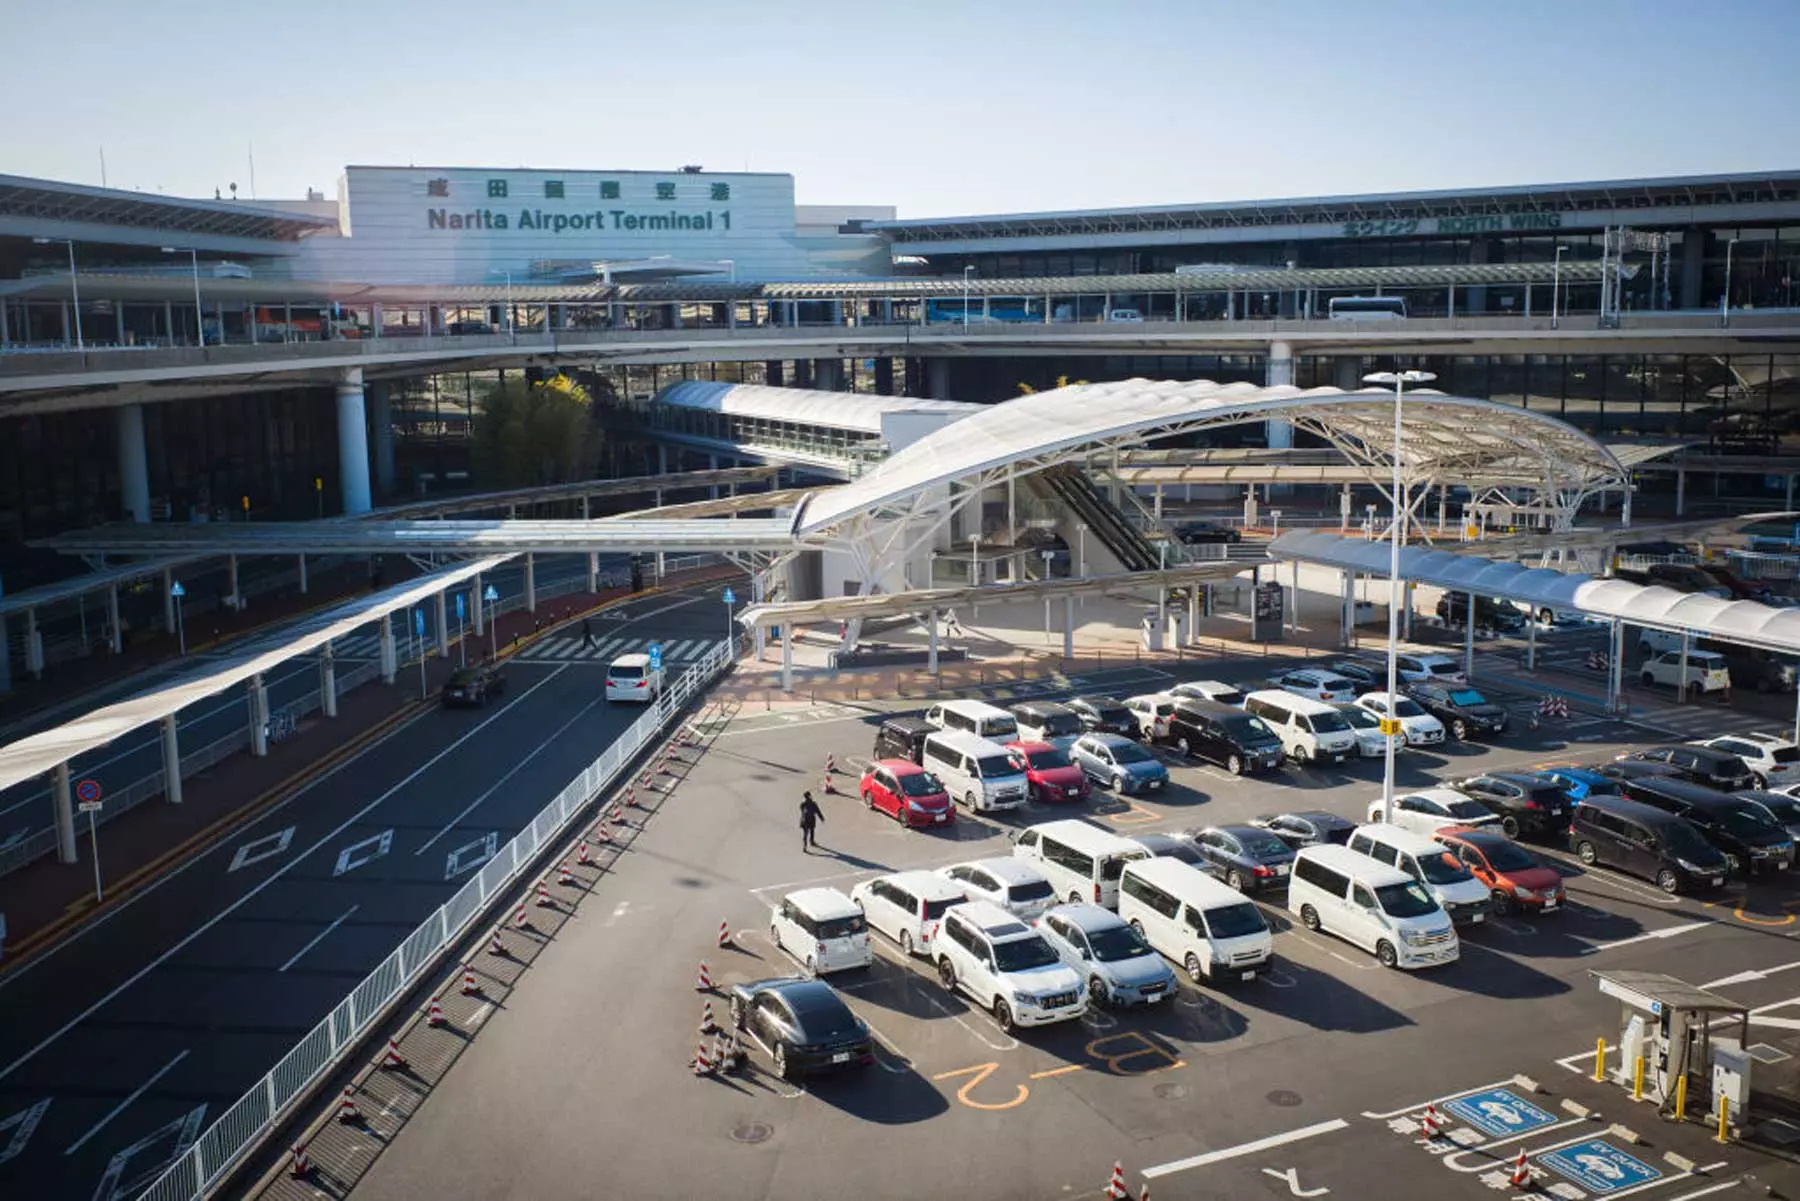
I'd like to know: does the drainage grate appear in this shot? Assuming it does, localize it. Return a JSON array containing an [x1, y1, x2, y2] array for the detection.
[[1267, 1089, 1304, 1108], [731, 1121, 773, 1144], [1154, 1082, 1188, 1101]]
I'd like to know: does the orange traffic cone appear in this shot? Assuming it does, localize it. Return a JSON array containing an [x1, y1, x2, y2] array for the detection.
[[578, 840, 593, 865], [513, 904, 530, 928], [490, 931, 506, 957], [336, 1088, 361, 1123], [717, 919, 732, 948], [535, 881, 554, 907], [692, 1042, 713, 1076], [427, 997, 445, 1027], [1510, 1149, 1531, 1188], [380, 1036, 407, 1070], [696, 961, 713, 991], [558, 862, 575, 886], [461, 967, 480, 995], [825, 753, 837, 775], [821, 773, 839, 796], [1105, 1162, 1129, 1200], [701, 1000, 719, 1035], [288, 1142, 311, 1178], [1421, 1104, 1443, 1138]]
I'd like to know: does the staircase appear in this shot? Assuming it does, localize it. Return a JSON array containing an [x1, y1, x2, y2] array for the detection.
[[1036, 465, 1161, 573]]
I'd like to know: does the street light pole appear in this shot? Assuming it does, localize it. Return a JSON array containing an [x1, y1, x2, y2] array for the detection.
[[1551, 244, 1568, 330], [161, 247, 205, 346], [33, 237, 82, 349], [1364, 369, 1435, 824], [963, 265, 974, 329], [1723, 237, 1740, 328]]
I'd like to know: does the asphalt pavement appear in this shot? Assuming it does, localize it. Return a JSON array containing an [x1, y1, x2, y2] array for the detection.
[[0, 554, 623, 865], [332, 655, 1800, 1201], [0, 574, 723, 1201]]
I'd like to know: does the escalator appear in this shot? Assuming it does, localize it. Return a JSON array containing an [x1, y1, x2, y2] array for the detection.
[[1036, 464, 1160, 573]]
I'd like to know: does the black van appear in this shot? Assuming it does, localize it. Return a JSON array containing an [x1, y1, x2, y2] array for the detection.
[[1614, 745, 1755, 792], [872, 715, 937, 765], [1569, 794, 1729, 894], [1614, 776, 1795, 875], [1166, 700, 1285, 776]]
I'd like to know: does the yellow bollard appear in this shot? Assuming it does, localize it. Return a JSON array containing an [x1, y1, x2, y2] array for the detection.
[[1715, 1095, 1731, 1144], [1674, 1074, 1689, 1121], [1593, 1038, 1608, 1082], [1632, 1057, 1645, 1102]]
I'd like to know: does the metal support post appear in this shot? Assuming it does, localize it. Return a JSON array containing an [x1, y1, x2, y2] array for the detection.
[[321, 643, 338, 717], [227, 554, 240, 609], [1342, 570, 1354, 649], [379, 616, 397, 684], [1464, 591, 1476, 680], [471, 576, 485, 635], [927, 608, 939, 674], [1679, 630, 1691, 704], [248, 674, 269, 757], [161, 715, 183, 804], [1063, 595, 1075, 659], [1608, 621, 1625, 712], [524, 553, 537, 612], [52, 762, 77, 864], [1403, 582, 1415, 640], [588, 551, 599, 592], [435, 590, 450, 658], [1526, 617, 1536, 672], [162, 567, 176, 635], [106, 585, 121, 654], [780, 622, 794, 692], [298, 555, 308, 594]]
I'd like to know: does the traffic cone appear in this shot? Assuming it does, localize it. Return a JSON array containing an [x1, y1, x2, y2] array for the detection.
[[718, 919, 732, 948], [696, 961, 713, 991], [536, 881, 554, 907], [461, 967, 480, 995], [578, 840, 593, 865], [1105, 1162, 1129, 1200], [821, 773, 839, 796], [1509, 1149, 1531, 1188], [380, 1036, 407, 1070], [335, 1088, 361, 1123], [713, 1033, 733, 1073], [593, 823, 613, 844], [558, 862, 575, 886], [825, 753, 837, 775], [640, 769, 654, 789], [287, 1142, 311, 1178], [660, 752, 676, 777], [427, 997, 445, 1027], [693, 1042, 713, 1076], [490, 931, 506, 957], [610, 803, 628, 825], [514, 904, 531, 929], [1138, 1187, 1150, 1201], [1421, 1103, 1443, 1138], [701, 1000, 719, 1035], [625, 786, 639, 808]]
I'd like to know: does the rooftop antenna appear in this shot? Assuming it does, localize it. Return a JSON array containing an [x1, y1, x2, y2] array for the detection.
[[248, 142, 257, 199], [98, 146, 107, 188]]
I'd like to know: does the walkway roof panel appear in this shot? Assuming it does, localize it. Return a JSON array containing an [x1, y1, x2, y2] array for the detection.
[[654, 381, 978, 437]]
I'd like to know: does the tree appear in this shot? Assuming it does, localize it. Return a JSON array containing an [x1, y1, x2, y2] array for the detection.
[[471, 373, 597, 487]]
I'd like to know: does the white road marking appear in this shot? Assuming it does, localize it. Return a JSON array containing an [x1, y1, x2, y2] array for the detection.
[[64, 1050, 190, 1155], [1141, 1117, 1350, 1179], [412, 671, 606, 855], [1442, 1115, 1593, 1167], [227, 825, 294, 873], [1664, 1182, 1739, 1201], [0, 1097, 52, 1165], [469, 1002, 493, 1029], [1585, 920, 1708, 955], [605, 902, 631, 927], [442, 832, 499, 881], [90, 1103, 205, 1201], [331, 829, 393, 877], [1555, 1043, 1614, 1073], [1704, 960, 1800, 989], [278, 905, 360, 973], [0, 665, 570, 1086]]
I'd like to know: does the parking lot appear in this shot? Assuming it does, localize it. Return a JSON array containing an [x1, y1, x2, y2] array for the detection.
[[346, 654, 1800, 1201]]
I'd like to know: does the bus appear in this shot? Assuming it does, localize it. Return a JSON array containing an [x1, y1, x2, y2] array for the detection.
[[925, 296, 1045, 324], [1327, 296, 1408, 321]]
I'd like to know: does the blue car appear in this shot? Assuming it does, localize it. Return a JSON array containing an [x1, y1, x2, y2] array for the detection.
[[1536, 767, 1618, 803], [1070, 733, 1169, 795]]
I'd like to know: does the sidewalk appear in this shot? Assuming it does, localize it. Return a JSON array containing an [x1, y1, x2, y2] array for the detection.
[[0, 562, 741, 971]]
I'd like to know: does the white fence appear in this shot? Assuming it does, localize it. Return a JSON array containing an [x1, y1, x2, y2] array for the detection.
[[136, 639, 732, 1201]]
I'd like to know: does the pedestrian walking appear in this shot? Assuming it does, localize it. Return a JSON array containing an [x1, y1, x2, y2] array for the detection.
[[581, 618, 596, 650], [799, 792, 825, 852]]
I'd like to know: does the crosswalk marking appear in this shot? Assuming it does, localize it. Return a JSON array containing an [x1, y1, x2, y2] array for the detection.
[[513, 635, 718, 664]]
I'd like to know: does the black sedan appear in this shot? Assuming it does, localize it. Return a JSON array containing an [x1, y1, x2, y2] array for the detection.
[[728, 977, 874, 1080], [1067, 695, 1137, 738], [441, 663, 506, 708], [1614, 746, 1755, 793], [1250, 810, 1357, 850], [1323, 660, 1385, 696], [1186, 824, 1298, 892], [1405, 682, 1507, 740], [1175, 521, 1241, 545]]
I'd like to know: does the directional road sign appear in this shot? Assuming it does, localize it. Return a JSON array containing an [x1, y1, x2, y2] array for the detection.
[[1442, 1089, 1556, 1139], [484, 585, 499, 602], [722, 587, 736, 605], [169, 581, 186, 598], [648, 642, 662, 670], [1537, 1141, 1660, 1194]]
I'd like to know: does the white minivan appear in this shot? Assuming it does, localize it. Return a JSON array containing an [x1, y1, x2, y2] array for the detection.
[[924, 699, 1019, 743], [1012, 819, 1150, 908], [605, 652, 664, 702], [1288, 844, 1458, 970], [1243, 690, 1359, 766], [769, 887, 873, 975], [922, 730, 1030, 812], [1346, 824, 1492, 925], [1118, 857, 1274, 984], [851, 871, 967, 958]]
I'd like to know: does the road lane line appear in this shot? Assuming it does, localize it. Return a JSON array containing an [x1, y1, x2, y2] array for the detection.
[[278, 904, 361, 973], [1140, 1117, 1350, 1179], [1585, 920, 1709, 954], [413, 679, 610, 855], [0, 665, 570, 1086], [62, 1049, 189, 1156]]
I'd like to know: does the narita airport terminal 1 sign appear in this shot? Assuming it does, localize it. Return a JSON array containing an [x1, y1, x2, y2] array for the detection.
[[416, 169, 747, 237], [429, 206, 733, 235]]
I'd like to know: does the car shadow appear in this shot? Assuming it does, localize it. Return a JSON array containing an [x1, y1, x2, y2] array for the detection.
[[803, 1064, 952, 1123], [1421, 941, 1572, 999], [1229, 956, 1415, 1034]]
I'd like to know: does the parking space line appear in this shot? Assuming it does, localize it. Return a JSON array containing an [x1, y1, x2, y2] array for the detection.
[[1441, 1115, 1593, 1167], [1362, 1077, 1518, 1120], [1030, 1064, 1086, 1079], [1664, 1181, 1738, 1201], [1586, 920, 1708, 954], [1140, 1117, 1350, 1179]]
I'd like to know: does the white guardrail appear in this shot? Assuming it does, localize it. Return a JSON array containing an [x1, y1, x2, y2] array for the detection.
[[139, 638, 734, 1201]]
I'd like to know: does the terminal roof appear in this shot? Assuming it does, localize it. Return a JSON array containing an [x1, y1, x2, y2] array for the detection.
[[655, 381, 978, 437], [0, 173, 336, 243]]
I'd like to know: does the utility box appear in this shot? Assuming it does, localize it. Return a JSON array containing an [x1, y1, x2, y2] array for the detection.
[[1167, 609, 1190, 647], [1713, 1040, 1752, 1115], [1141, 609, 1164, 653], [1252, 581, 1285, 642]]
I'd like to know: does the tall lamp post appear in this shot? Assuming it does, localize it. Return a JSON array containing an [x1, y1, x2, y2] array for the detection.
[[160, 247, 205, 346], [1551, 244, 1568, 330], [1363, 369, 1435, 824], [962, 265, 974, 329], [1722, 237, 1741, 328], [32, 237, 83, 350]]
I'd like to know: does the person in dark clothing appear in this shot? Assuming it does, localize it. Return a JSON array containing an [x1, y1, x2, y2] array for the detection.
[[799, 792, 825, 852], [580, 618, 596, 650]]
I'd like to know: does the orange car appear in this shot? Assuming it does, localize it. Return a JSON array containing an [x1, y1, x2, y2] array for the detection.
[[1433, 828, 1565, 916]]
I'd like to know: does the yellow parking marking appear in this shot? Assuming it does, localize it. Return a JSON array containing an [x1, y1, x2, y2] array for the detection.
[[1030, 1064, 1087, 1079], [1734, 907, 1796, 928], [1086, 1031, 1185, 1075], [933, 1062, 1029, 1110], [1107, 803, 1162, 825]]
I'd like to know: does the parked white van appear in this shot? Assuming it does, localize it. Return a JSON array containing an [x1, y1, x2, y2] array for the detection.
[[769, 887, 873, 975], [1012, 819, 1150, 908], [1243, 690, 1359, 766], [1118, 857, 1274, 984], [924, 699, 1019, 743], [1288, 844, 1458, 970], [922, 730, 1031, 812], [1345, 824, 1492, 925]]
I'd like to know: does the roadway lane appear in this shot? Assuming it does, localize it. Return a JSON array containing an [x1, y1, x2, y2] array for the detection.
[[0, 554, 634, 861], [0, 578, 730, 1201]]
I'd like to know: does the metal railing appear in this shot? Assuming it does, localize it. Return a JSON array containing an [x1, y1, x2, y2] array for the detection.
[[139, 639, 733, 1201]]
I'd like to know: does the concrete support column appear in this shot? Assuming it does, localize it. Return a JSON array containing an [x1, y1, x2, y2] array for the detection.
[[1675, 468, 1687, 516], [1679, 227, 1705, 310], [336, 366, 373, 515], [1464, 593, 1477, 680], [927, 609, 939, 674], [1525, 616, 1536, 672], [320, 643, 338, 717], [248, 674, 269, 757], [297, 555, 308, 594], [587, 551, 600, 592], [106, 586, 121, 654], [780, 621, 794, 692], [227, 555, 240, 609], [115, 403, 151, 523], [1265, 340, 1295, 452], [161, 715, 183, 804], [874, 357, 895, 396], [52, 762, 76, 864], [435, 590, 450, 657], [471, 576, 485, 635], [525, 553, 537, 612], [658, 443, 669, 475], [1403, 582, 1415, 640], [368, 380, 396, 498], [162, 567, 176, 635], [379, 616, 397, 684], [25, 609, 41, 679], [927, 358, 951, 400]]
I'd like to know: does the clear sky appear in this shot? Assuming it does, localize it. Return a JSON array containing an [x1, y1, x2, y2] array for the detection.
[[8, 0, 1797, 217]]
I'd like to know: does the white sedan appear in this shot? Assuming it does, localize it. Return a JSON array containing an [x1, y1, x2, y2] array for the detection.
[[1366, 788, 1503, 836], [1356, 691, 1447, 747]]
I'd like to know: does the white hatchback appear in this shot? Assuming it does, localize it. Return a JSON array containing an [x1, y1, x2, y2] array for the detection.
[[938, 858, 1057, 921], [1356, 691, 1447, 747], [1123, 693, 1178, 741], [1394, 653, 1465, 686], [851, 871, 967, 958], [1366, 788, 1502, 836], [769, 887, 873, 975]]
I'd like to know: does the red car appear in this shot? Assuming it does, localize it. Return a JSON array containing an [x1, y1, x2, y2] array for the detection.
[[860, 759, 954, 828], [1005, 740, 1091, 804], [1434, 827, 1566, 916]]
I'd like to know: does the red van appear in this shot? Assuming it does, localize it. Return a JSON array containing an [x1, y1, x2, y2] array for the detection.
[[861, 759, 954, 828]]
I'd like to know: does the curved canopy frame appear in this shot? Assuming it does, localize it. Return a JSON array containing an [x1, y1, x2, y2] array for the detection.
[[794, 379, 1627, 541]]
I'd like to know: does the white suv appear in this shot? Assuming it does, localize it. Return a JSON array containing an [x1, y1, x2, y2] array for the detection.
[[1366, 788, 1503, 836], [1641, 650, 1731, 695], [1700, 733, 1800, 790], [1394, 653, 1464, 686], [934, 900, 1086, 1033], [938, 858, 1057, 921]]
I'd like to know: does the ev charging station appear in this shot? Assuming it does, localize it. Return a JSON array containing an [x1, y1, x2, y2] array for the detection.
[[1591, 970, 1751, 1119]]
